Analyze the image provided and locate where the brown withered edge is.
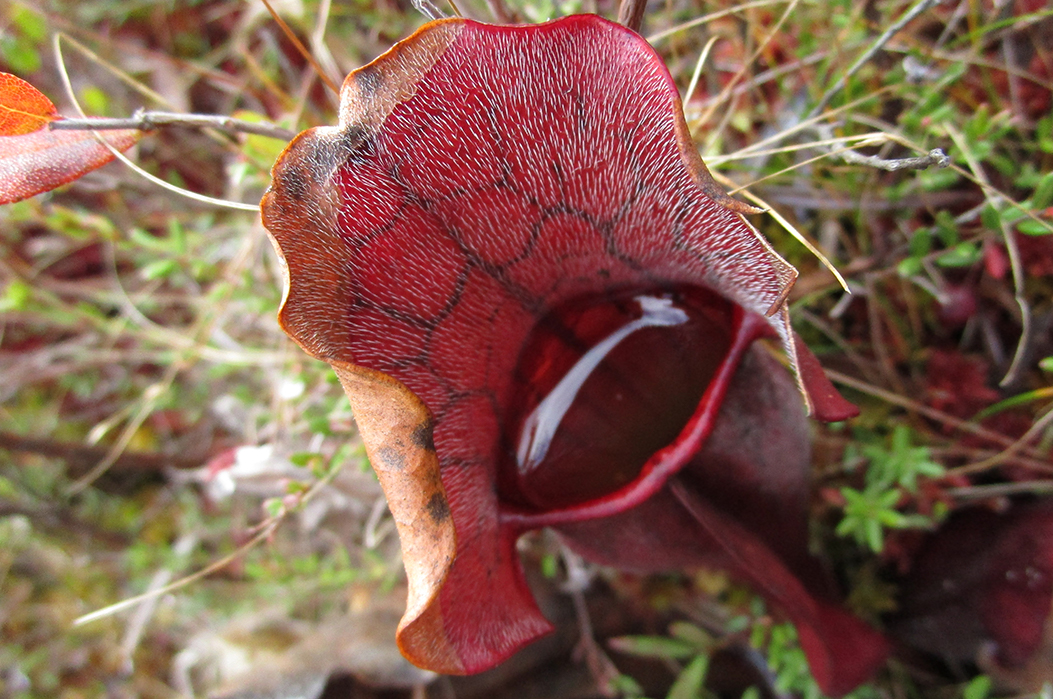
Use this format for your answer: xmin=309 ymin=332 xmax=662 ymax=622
xmin=260 ymin=19 xmax=466 ymax=674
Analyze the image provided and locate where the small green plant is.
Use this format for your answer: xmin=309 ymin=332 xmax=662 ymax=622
xmin=609 ymin=621 xmax=715 ymax=699
xmin=837 ymin=425 xmax=946 ymax=552
xmin=752 ymin=619 xmax=884 ymax=699
xmin=962 ymin=674 xmax=992 ymax=699
xmin=858 ymin=424 xmax=946 ymax=492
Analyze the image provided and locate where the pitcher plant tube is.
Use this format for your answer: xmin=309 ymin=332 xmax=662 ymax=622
xmin=261 ymin=15 xmax=888 ymax=695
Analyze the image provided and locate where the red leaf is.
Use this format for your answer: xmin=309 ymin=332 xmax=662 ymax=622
xmin=262 ymin=15 xmax=883 ymax=692
xmin=0 ymin=127 xmax=141 ymax=204
xmin=0 ymin=72 xmax=142 ymax=204
xmin=893 ymin=504 xmax=1053 ymax=692
xmin=0 ymin=72 xmax=57 ymax=136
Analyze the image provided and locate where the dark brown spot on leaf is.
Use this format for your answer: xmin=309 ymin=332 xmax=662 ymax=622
xmin=375 ymin=446 xmax=405 ymax=471
xmin=412 ymin=418 xmax=436 ymax=452
xmin=426 ymin=492 xmax=450 ymax=524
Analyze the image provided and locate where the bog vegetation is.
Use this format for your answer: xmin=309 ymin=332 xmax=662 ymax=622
xmin=0 ymin=0 xmax=1051 ymax=698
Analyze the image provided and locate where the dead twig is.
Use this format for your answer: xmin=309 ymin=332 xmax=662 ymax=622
xmin=52 ymin=33 xmax=262 ymax=212
xmin=618 ymin=0 xmax=647 ymax=33
xmin=50 ymin=110 xmax=297 ymax=141
xmin=836 ymin=146 xmax=949 ymax=171
xmin=812 ymin=123 xmax=950 ymax=172
xmin=946 ymin=481 xmax=1053 ymax=501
